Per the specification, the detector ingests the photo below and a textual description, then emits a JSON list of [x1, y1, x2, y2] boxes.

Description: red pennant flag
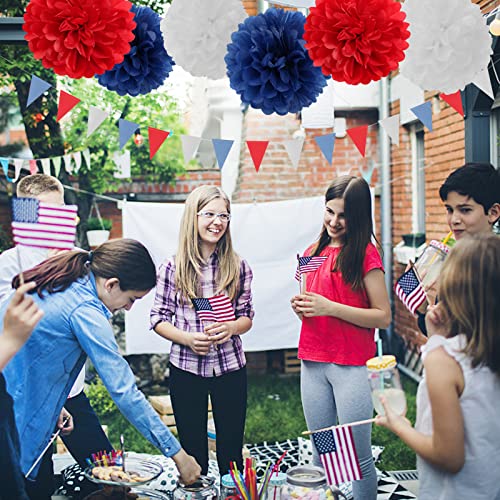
[[29, 159, 38, 174], [440, 91, 464, 117], [148, 127, 170, 159], [57, 91, 81, 122], [346, 125, 369, 157], [247, 141, 269, 172]]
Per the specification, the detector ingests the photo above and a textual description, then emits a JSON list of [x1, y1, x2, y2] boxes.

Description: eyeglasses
[[197, 211, 231, 222]]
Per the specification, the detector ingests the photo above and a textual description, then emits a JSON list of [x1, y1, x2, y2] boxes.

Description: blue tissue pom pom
[[225, 8, 327, 116], [97, 5, 175, 96]]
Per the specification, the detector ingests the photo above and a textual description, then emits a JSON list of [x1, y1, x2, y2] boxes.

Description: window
[[490, 92, 500, 168], [410, 124, 426, 234]]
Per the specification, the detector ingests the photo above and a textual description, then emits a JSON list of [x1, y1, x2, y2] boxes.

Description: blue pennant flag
[[410, 102, 433, 132], [119, 119, 139, 149], [314, 133, 336, 164], [27, 75, 52, 108], [0, 158, 13, 182], [212, 139, 234, 169]]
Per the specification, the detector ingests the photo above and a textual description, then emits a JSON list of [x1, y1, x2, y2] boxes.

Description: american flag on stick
[[294, 254, 328, 281], [312, 427, 362, 486], [394, 266, 428, 315], [191, 295, 236, 323], [12, 198, 78, 251]]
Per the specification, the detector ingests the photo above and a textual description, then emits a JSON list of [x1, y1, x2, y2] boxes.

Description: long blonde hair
[[439, 234, 500, 375], [175, 185, 241, 301]]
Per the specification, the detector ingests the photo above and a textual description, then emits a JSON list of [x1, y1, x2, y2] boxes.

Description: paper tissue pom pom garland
[[400, 0, 492, 93], [161, 0, 247, 80], [225, 9, 328, 116], [304, 0, 410, 85], [97, 5, 174, 96], [23, 0, 136, 79]]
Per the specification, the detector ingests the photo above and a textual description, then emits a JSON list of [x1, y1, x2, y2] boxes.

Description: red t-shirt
[[298, 242, 384, 366]]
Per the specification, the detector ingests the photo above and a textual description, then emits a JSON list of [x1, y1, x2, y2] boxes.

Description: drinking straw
[[374, 329, 384, 391], [230, 462, 249, 500], [258, 462, 272, 498], [273, 450, 287, 476], [442, 230, 453, 245]]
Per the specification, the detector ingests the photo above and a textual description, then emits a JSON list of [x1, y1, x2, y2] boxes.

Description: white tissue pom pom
[[161, 0, 247, 80], [400, 0, 492, 93]]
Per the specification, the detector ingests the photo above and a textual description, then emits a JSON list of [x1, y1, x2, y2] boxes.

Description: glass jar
[[173, 476, 218, 500], [282, 466, 332, 500], [263, 472, 287, 500], [414, 239, 450, 289], [220, 473, 239, 500], [366, 355, 406, 416]]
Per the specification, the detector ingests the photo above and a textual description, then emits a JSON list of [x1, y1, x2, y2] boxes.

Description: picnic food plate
[[84, 456, 163, 487]]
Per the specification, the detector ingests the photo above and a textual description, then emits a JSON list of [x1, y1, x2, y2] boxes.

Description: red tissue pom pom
[[23, 0, 136, 79], [304, 0, 410, 85]]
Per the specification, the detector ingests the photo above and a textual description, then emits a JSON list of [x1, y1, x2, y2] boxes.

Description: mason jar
[[282, 466, 333, 500], [173, 476, 218, 500], [414, 239, 450, 289], [219, 473, 239, 500], [263, 472, 287, 500]]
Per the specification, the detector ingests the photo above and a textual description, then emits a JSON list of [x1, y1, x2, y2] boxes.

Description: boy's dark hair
[[439, 163, 500, 214]]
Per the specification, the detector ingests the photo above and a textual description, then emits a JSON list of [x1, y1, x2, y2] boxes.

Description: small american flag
[[191, 295, 236, 323], [394, 266, 427, 315], [312, 427, 362, 486], [12, 198, 78, 251], [294, 254, 328, 281]]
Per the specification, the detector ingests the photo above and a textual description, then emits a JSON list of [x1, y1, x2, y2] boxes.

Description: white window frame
[[409, 123, 426, 234]]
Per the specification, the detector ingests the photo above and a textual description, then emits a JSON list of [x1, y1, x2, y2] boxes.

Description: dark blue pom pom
[[225, 8, 327, 116], [97, 5, 175, 96]]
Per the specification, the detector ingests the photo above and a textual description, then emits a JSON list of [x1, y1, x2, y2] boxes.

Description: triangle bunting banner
[[246, 141, 269, 172], [180, 135, 202, 164], [410, 102, 433, 132], [87, 106, 110, 137], [314, 133, 336, 164], [283, 137, 305, 168], [440, 91, 464, 117], [148, 127, 170, 159], [26, 75, 52, 108], [212, 139, 234, 169], [57, 90, 81, 122], [119, 119, 139, 149], [379, 115, 400, 145], [472, 68, 494, 100], [347, 125, 369, 157]]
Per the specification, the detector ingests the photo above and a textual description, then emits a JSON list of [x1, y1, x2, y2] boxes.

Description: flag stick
[[16, 246, 24, 286], [301, 417, 376, 436]]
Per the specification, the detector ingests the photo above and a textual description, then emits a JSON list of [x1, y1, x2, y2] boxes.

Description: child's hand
[[185, 331, 212, 355], [3, 282, 43, 352], [290, 295, 303, 319], [58, 407, 74, 436], [424, 303, 450, 337], [375, 396, 411, 434], [294, 292, 332, 317], [204, 321, 235, 345]]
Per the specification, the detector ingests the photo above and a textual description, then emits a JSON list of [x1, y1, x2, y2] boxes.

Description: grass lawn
[[89, 372, 417, 471]]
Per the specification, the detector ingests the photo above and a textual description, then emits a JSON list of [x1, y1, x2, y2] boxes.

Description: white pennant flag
[[40, 158, 51, 175], [113, 150, 131, 179], [87, 106, 110, 137], [73, 151, 82, 173], [180, 135, 202, 164], [52, 156, 62, 176], [472, 68, 494, 100], [13, 159, 24, 182], [82, 148, 91, 169], [379, 115, 400, 146], [63, 154, 73, 173], [283, 137, 305, 168]]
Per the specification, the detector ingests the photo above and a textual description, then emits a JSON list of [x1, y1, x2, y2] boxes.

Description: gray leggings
[[301, 360, 377, 500]]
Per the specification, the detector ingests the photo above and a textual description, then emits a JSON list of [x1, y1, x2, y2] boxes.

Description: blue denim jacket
[[0, 272, 181, 478]]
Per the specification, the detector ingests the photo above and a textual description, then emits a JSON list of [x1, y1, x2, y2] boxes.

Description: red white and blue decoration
[[225, 9, 328, 116], [97, 5, 174, 96], [161, 0, 247, 80], [192, 295, 236, 323], [304, 0, 410, 85], [400, 0, 492, 93], [23, 0, 136, 79]]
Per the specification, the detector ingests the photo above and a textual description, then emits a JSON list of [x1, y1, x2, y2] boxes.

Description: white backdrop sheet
[[123, 196, 324, 354]]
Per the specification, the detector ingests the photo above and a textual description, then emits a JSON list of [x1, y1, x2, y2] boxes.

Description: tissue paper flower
[[161, 0, 246, 80], [225, 8, 328, 115], [23, 0, 136, 79], [304, 0, 410, 85], [97, 5, 174, 96], [400, 0, 491, 93]]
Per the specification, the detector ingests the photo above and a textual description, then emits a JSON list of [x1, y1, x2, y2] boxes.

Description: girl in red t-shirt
[[291, 176, 391, 499]]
